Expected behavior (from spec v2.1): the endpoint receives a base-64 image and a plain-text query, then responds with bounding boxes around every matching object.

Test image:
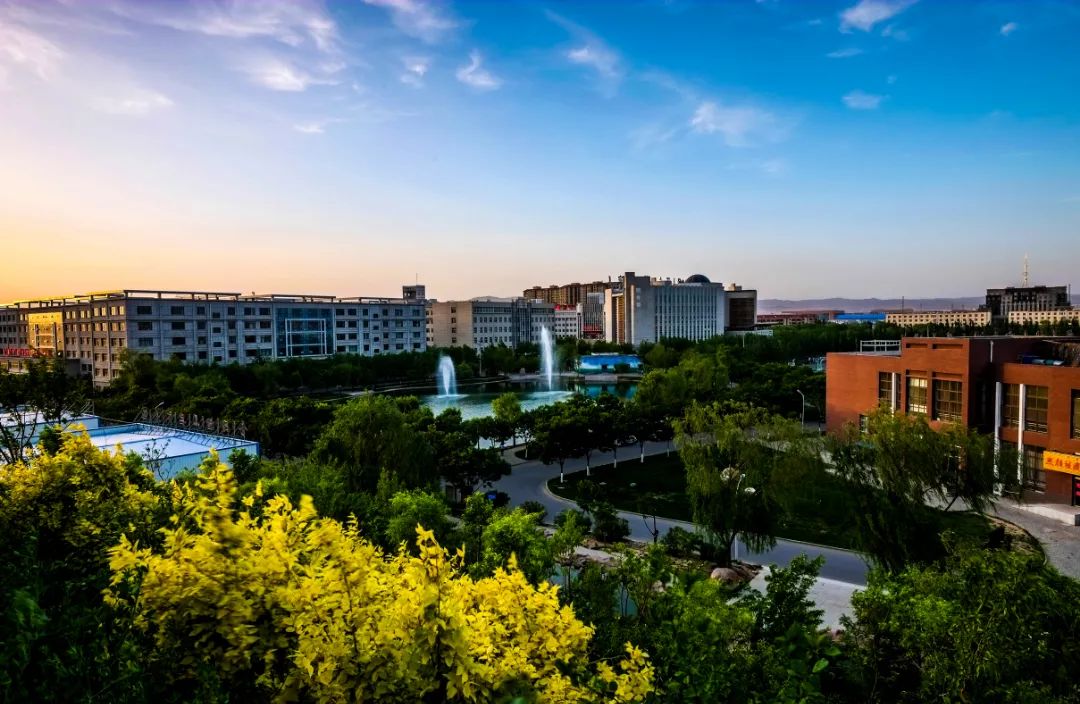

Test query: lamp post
[796,389,806,428]
[730,472,757,564]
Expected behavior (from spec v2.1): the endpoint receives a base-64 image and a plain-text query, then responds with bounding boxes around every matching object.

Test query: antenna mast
[1022,254,1030,287]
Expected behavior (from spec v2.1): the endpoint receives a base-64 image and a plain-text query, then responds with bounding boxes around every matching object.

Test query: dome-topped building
[603,271,758,344]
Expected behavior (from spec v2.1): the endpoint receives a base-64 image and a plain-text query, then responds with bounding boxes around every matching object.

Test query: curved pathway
[492,443,870,585]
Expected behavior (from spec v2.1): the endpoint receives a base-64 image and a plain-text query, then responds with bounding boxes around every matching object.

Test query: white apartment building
[885,310,993,327]
[552,304,583,339]
[1,288,427,387]
[427,298,556,350]
[1007,309,1080,326]
[603,272,757,345]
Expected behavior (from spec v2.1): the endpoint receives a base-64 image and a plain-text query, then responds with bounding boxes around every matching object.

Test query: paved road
[492,443,870,585]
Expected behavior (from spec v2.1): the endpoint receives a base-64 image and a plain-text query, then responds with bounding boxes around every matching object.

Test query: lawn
[548,453,995,551]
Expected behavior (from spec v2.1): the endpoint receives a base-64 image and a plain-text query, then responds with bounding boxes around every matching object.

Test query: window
[171,337,186,346]
[137,321,153,331]
[878,372,893,407]
[1002,384,1020,427]
[933,380,963,423]
[136,305,152,315]
[1023,447,1045,491]
[170,321,185,330]
[170,305,185,315]
[906,376,928,415]
[1073,391,1080,439]
[1025,385,1048,433]
[138,338,154,347]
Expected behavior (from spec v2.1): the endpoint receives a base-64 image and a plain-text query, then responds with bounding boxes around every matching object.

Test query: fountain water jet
[539,326,555,391]
[437,355,458,397]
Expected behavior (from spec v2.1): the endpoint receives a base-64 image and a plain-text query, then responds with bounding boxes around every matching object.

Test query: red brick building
[826,337,1080,504]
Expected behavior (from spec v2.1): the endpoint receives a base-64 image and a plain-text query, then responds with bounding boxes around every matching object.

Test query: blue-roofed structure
[75,422,259,480]
[577,353,642,374]
[832,313,886,324]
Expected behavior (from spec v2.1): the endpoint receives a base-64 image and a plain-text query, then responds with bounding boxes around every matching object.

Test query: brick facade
[827,337,1080,504]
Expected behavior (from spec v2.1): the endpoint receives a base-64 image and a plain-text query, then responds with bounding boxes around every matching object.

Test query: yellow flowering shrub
[0,431,159,550]
[106,456,653,702]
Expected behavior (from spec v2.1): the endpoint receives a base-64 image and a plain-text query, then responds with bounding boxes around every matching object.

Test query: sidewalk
[991,500,1080,579]
[998,499,1079,526]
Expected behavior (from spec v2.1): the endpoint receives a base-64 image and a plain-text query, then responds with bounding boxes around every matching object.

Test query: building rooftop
[82,423,259,479]
[2,289,422,308]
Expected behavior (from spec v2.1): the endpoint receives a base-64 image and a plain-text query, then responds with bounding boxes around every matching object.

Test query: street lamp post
[730,472,757,564]
[796,389,806,428]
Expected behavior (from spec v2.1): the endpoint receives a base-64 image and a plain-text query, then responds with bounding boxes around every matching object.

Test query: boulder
[709,567,740,582]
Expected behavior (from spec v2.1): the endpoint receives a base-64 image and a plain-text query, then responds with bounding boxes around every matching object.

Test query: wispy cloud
[630,123,681,151]
[94,89,173,116]
[241,56,334,91]
[689,100,782,147]
[456,51,500,91]
[547,11,623,94]
[0,19,64,81]
[827,47,863,58]
[567,44,620,80]
[842,89,885,110]
[110,0,340,53]
[726,157,790,176]
[361,0,457,44]
[840,0,917,32]
[758,158,789,176]
[1000,21,1018,36]
[400,56,430,88]
[293,118,344,134]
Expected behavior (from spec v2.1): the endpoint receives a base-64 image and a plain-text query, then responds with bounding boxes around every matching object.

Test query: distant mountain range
[759,295,1080,314]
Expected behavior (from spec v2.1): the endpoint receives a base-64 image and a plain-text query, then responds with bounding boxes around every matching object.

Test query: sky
[1,0,1079,302]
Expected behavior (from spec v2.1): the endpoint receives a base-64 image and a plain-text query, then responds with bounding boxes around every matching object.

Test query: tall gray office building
[603,272,757,345]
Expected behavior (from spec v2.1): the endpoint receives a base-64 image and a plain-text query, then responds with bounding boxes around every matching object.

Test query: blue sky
[1,0,1078,301]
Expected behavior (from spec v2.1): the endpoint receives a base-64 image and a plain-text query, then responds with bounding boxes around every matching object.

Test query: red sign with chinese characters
[1,347,43,358]
[1043,450,1080,477]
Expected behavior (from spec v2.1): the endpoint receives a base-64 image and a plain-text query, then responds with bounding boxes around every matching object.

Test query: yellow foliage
[107,457,653,702]
[0,432,158,550]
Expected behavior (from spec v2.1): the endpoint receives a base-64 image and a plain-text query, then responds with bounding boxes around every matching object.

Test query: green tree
[0,433,164,702]
[460,493,494,567]
[828,408,1003,571]
[384,490,454,552]
[676,404,803,566]
[551,510,586,591]
[310,395,434,492]
[0,358,87,465]
[477,508,554,584]
[531,405,580,483]
[596,393,632,468]
[491,392,523,446]
[843,548,1080,703]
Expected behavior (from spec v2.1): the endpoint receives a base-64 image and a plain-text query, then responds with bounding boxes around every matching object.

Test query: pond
[417,378,637,420]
